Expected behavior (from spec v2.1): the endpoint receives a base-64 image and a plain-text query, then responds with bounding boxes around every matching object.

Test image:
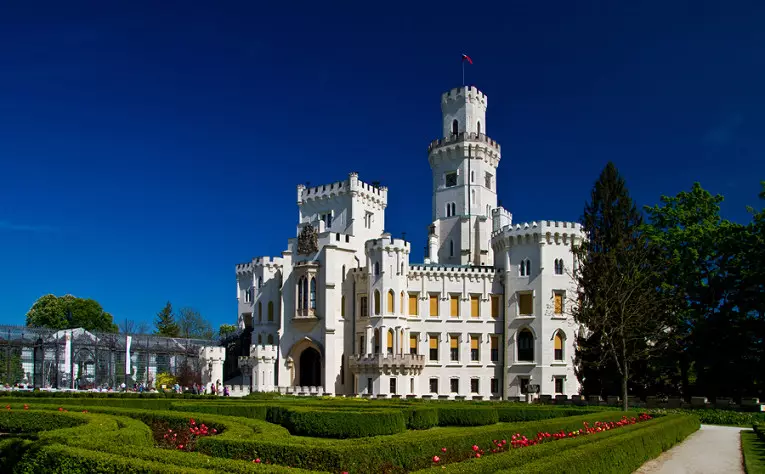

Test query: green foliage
[646,408,764,426]
[155,301,180,337]
[156,372,177,388]
[500,414,699,474]
[219,323,238,338]
[404,406,439,430]
[0,409,86,433]
[436,407,498,426]
[280,407,407,438]
[574,162,671,409]
[0,349,25,384]
[411,414,692,474]
[25,294,118,332]
[495,406,596,422]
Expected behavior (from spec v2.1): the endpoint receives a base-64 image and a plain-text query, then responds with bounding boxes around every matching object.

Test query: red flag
[461,54,473,65]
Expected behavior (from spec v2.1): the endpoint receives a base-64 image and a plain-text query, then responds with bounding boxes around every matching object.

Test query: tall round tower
[427,86,501,266]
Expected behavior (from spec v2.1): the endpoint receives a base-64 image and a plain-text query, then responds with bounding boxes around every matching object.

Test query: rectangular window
[450,335,459,361]
[408,293,419,316]
[360,296,369,317]
[490,335,499,362]
[367,377,373,394]
[359,336,365,354]
[471,378,479,394]
[429,335,439,361]
[554,292,563,315]
[518,293,533,316]
[445,172,457,187]
[429,378,438,393]
[450,379,459,393]
[491,378,499,394]
[555,377,564,394]
[390,378,397,395]
[470,335,480,361]
[491,294,500,318]
[429,294,439,317]
[485,172,492,190]
[410,333,418,355]
[450,294,460,318]
[470,294,480,318]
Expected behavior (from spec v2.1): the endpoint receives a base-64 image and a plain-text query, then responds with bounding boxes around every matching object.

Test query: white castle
[234,85,583,399]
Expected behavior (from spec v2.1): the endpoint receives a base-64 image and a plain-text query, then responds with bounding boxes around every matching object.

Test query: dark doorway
[299,347,321,386]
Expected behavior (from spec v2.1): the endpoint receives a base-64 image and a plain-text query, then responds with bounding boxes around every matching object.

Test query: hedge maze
[0,394,700,473]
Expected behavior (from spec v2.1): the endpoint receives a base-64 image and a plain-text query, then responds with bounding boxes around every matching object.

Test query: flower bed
[153,417,219,451]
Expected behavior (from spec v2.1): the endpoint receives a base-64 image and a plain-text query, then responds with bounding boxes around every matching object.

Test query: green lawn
[742,430,765,474]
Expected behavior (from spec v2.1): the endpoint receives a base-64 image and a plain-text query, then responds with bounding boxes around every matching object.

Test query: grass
[742,430,765,474]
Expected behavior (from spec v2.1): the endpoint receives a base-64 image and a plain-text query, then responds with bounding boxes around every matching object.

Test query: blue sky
[1,1,763,330]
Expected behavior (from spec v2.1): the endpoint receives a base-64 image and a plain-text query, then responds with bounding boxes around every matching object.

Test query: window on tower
[477,121,481,135]
[451,119,459,135]
[485,172,493,190]
[445,172,457,188]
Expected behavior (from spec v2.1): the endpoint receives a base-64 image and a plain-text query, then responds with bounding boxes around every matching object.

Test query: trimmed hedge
[411,414,685,473]
[754,422,765,442]
[496,406,596,422]
[437,407,498,426]
[648,407,765,426]
[404,407,439,430]
[282,407,407,438]
[501,413,700,474]
[0,409,86,433]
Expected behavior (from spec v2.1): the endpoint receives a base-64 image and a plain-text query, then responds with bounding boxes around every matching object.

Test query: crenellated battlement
[407,264,501,278]
[441,85,487,107]
[427,131,501,156]
[249,344,278,360]
[236,256,284,274]
[297,172,387,207]
[365,234,411,254]
[491,220,584,248]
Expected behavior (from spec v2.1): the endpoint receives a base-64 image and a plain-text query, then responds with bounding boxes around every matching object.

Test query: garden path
[634,424,745,474]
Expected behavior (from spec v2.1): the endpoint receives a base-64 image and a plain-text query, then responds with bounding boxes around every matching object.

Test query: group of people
[188,380,229,396]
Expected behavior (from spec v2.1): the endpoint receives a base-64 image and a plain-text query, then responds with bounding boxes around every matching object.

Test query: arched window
[445,203,451,217]
[374,289,381,315]
[309,277,316,310]
[297,277,304,313]
[387,329,394,354]
[477,121,481,135]
[374,262,380,276]
[342,265,346,281]
[554,259,564,275]
[451,203,456,216]
[449,240,454,257]
[267,334,274,345]
[302,276,309,312]
[387,289,395,313]
[519,261,526,277]
[341,295,346,317]
[518,329,534,362]
[554,332,564,361]
[471,170,475,182]
[471,189,476,205]
[400,262,404,274]
[258,302,262,322]
[267,301,274,321]
[486,205,491,217]
[525,259,531,276]
[258,276,263,288]
[374,329,380,354]
[452,119,459,135]
[400,291,404,315]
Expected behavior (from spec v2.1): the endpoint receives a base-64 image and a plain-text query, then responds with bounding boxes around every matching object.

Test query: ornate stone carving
[297,224,318,255]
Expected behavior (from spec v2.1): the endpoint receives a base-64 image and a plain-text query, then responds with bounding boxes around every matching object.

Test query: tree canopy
[154,302,179,337]
[25,294,118,332]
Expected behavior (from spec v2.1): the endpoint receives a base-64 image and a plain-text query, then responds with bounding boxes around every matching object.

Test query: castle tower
[427,86,501,266]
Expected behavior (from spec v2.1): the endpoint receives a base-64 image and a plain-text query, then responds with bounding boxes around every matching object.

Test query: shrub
[648,407,765,426]
[754,422,765,442]
[495,406,596,422]
[501,414,699,474]
[0,409,86,433]
[411,414,678,473]
[437,407,498,426]
[171,402,268,420]
[280,408,407,438]
[404,407,439,430]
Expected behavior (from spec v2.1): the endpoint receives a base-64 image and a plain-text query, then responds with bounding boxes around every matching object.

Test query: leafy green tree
[155,302,179,337]
[26,294,118,332]
[177,307,214,340]
[219,324,238,338]
[573,162,671,411]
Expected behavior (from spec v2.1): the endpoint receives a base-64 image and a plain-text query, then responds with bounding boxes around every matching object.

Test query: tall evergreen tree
[155,302,179,337]
[573,162,670,411]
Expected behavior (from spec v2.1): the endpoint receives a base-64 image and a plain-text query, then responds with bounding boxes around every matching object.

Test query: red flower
[432,455,440,463]
[441,447,447,452]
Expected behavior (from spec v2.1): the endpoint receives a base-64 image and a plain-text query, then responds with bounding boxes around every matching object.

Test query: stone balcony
[349,353,425,374]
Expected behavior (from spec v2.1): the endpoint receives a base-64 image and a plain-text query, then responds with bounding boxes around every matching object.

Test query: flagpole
[462,60,465,86]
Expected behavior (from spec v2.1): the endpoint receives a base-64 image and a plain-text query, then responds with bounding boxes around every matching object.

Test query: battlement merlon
[490,220,584,243]
[236,256,285,275]
[441,85,488,109]
[249,344,278,360]
[296,172,388,207]
[365,234,411,254]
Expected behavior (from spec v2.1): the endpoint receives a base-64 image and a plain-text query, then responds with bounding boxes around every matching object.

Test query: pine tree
[573,162,670,411]
[155,302,179,337]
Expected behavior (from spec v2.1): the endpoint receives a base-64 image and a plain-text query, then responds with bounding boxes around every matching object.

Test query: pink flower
[432,456,440,463]
[254,458,261,464]
[441,447,447,452]
[472,444,479,452]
